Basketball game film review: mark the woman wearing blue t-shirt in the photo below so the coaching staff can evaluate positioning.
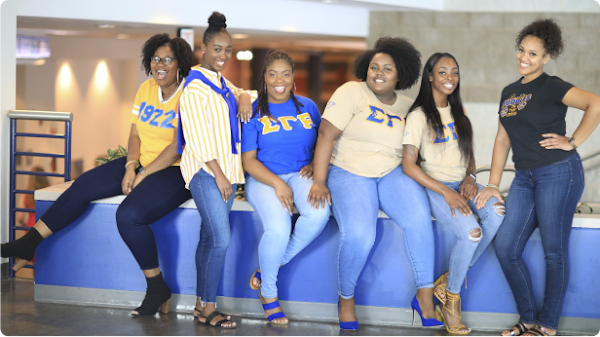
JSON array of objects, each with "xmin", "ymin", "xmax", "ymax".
[
  {"xmin": 241, "ymin": 50, "xmax": 330, "ymax": 324},
  {"xmin": 474, "ymin": 19, "xmax": 600, "ymax": 337}
]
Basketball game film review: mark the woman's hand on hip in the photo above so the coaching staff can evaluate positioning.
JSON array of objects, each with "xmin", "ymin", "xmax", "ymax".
[
  {"xmin": 308, "ymin": 182, "xmax": 331, "ymax": 210},
  {"xmin": 474, "ymin": 187, "xmax": 504, "ymax": 210},
  {"xmin": 275, "ymin": 181, "xmax": 294, "ymax": 215},
  {"xmin": 215, "ymin": 175, "xmax": 233, "ymax": 202},
  {"xmin": 122, "ymin": 169, "xmax": 137, "ymax": 195},
  {"xmin": 539, "ymin": 133, "xmax": 572, "ymax": 151},
  {"xmin": 299, "ymin": 163, "xmax": 314, "ymax": 179},
  {"xmin": 443, "ymin": 189, "xmax": 472, "ymax": 217}
]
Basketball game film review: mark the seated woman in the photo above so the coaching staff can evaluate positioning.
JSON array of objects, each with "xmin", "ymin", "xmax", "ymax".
[
  {"xmin": 241, "ymin": 50, "xmax": 330, "ymax": 324},
  {"xmin": 177, "ymin": 11, "xmax": 255, "ymax": 329},
  {"xmin": 402, "ymin": 53, "xmax": 505, "ymax": 334},
  {"xmin": 1, "ymin": 33, "xmax": 197, "ymax": 317},
  {"xmin": 308, "ymin": 37, "xmax": 442, "ymax": 331}
]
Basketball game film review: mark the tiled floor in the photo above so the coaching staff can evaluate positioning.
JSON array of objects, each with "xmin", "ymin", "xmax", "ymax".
[{"xmin": 0, "ymin": 279, "xmax": 507, "ymax": 336}]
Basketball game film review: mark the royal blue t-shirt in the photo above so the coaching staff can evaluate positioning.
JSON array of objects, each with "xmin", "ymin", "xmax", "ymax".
[{"xmin": 241, "ymin": 95, "xmax": 321, "ymax": 175}]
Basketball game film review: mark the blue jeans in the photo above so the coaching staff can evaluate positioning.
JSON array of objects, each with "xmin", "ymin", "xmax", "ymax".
[
  {"xmin": 327, "ymin": 165, "xmax": 435, "ymax": 299},
  {"xmin": 246, "ymin": 173, "xmax": 330, "ymax": 299},
  {"xmin": 495, "ymin": 153, "xmax": 584, "ymax": 330},
  {"xmin": 189, "ymin": 169, "xmax": 237, "ymax": 303},
  {"xmin": 426, "ymin": 182, "xmax": 504, "ymax": 293}
]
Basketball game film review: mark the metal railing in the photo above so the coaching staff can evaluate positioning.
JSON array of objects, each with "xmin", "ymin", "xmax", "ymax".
[
  {"xmin": 475, "ymin": 148, "xmax": 600, "ymax": 194},
  {"xmin": 8, "ymin": 110, "xmax": 73, "ymax": 278}
]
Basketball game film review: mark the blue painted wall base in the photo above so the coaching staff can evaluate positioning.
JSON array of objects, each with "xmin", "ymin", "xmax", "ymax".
[{"xmin": 34, "ymin": 200, "xmax": 600, "ymax": 327}]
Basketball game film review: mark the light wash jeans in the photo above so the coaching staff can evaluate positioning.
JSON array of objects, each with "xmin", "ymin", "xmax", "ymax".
[
  {"xmin": 495, "ymin": 153, "xmax": 584, "ymax": 329},
  {"xmin": 425, "ymin": 182, "xmax": 504, "ymax": 294},
  {"xmin": 246, "ymin": 172, "xmax": 330, "ymax": 299},
  {"xmin": 189, "ymin": 169, "xmax": 237, "ymax": 303},
  {"xmin": 327, "ymin": 164, "xmax": 435, "ymax": 299}
]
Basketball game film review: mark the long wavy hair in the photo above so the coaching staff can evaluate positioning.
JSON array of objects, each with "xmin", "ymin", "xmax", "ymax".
[
  {"xmin": 408, "ymin": 52, "xmax": 473, "ymax": 163},
  {"xmin": 253, "ymin": 50, "xmax": 304, "ymax": 120}
]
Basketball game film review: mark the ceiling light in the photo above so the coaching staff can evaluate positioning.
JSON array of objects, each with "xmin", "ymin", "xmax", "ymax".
[
  {"xmin": 232, "ymin": 34, "xmax": 248, "ymax": 39},
  {"xmin": 98, "ymin": 24, "xmax": 115, "ymax": 29},
  {"xmin": 236, "ymin": 50, "xmax": 253, "ymax": 61}
]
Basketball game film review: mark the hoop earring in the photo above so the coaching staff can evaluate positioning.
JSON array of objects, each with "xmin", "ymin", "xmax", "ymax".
[
  {"xmin": 148, "ymin": 72, "xmax": 153, "ymax": 80},
  {"xmin": 293, "ymin": 82, "xmax": 296, "ymax": 92},
  {"xmin": 177, "ymin": 68, "xmax": 181, "ymax": 85}
]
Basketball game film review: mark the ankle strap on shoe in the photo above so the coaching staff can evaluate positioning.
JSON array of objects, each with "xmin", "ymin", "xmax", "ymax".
[{"xmin": 445, "ymin": 292, "xmax": 460, "ymax": 301}]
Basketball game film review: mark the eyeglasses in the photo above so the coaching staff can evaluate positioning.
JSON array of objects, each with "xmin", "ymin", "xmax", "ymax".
[{"xmin": 150, "ymin": 56, "xmax": 177, "ymax": 65}]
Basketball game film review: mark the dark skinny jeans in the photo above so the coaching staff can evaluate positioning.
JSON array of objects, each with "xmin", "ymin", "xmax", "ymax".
[{"xmin": 40, "ymin": 157, "xmax": 191, "ymax": 270}]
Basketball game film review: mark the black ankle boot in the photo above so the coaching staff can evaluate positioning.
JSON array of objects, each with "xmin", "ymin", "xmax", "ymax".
[
  {"xmin": 132, "ymin": 272, "xmax": 172, "ymax": 317},
  {"xmin": 1, "ymin": 227, "xmax": 44, "ymax": 261}
]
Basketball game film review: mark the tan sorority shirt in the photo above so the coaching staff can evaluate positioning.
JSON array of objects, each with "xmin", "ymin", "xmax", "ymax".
[
  {"xmin": 402, "ymin": 106, "xmax": 467, "ymax": 182},
  {"xmin": 322, "ymin": 81, "xmax": 413, "ymax": 177}
]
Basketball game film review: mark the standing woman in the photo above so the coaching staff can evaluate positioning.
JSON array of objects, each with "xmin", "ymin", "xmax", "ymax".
[
  {"xmin": 402, "ymin": 53, "xmax": 505, "ymax": 334},
  {"xmin": 2, "ymin": 34, "xmax": 196, "ymax": 317},
  {"xmin": 242, "ymin": 50, "xmax": 330, "ymax": 324},
  {"xmin": 178, "ymin": 12, "xmax": 256, "ymax": 329},
  {"xmin": 474, "ymin": 19, "xmax": 600, "ymax": 336},
  {"xmin": 308, "ymin": 37, "xmax": 442, "ymax": 330}
]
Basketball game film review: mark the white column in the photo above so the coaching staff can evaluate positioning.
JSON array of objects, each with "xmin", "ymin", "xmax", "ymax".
[{"xmin": 0, "ymin": 0, "xmax": 17, "ymax": 260}]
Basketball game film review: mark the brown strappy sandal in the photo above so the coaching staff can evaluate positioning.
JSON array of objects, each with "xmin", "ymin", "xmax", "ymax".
[{"xmin": 502, "ymin": 322, "xmax": 530, "ymax": 336}]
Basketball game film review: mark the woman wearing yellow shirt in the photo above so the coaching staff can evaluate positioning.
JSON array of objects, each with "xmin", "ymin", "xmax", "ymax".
[
  {"xmin": 1, "ymin": 34, "xmax": 196, "ymax": 317},
  {"xmin": 177, "ymin": 12, "xmax": 255, "ymax": 329}
]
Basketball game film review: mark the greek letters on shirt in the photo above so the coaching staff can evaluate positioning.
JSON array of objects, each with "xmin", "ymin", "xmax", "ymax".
[
  {"xmin": 500, "ymin": 93, "xmax": 532, "ymax": 118},
  {"xmin": 138, "ymin": 102, "xmax": 176, "ymax": 128},
  {"xmin": 432, "ymin": 123, "xmax": 458, "ymax": 144},
  {"xmin": 365, "ymin": 105, "xmax": 404, "ymax": 127},
  {"xmin": 259, "ymin": 112, "xmax": 315, "ymax": 135}
]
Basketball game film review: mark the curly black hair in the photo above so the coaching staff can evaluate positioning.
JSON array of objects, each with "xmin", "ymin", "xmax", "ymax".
[
  {"xmin": 516, "ymin": 18, "xmax": 564, "ymax": 59},
  {"xmin": 141, "ymin": 33, "xmax": 196, "ymax": 81},
  {"xmin": 353, "ymin": 36, "xmax": 421, "ymax": 90},
  {"xmin": 203, "ymin": 11, "xmax": 229, "ymax": 45}
]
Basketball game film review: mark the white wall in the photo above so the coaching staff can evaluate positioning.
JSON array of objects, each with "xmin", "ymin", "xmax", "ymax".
[
  {"xmin": 19, "ymin": 35, "xmax": 147, "ymax": 175},
  {"xmin": 1, "ymin": 0, "xmax": 17, "ymax": 253},
  {"xmin": 444, "ymin": 0, "xmax": 600, "ymax": 12},
  {"xmin": 12, "ymin": 0, "xmax": 370, "ymax": 38}
]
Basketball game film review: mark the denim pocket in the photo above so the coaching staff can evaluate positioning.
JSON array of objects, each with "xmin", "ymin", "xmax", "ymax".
[{"xmin": 574, "ymin": 156, "xmax": 585, "ymax": 187}]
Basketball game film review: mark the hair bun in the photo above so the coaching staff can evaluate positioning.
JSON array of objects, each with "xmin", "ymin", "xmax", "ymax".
[{"xmin": 208, "ymin": 11, "xmax": 227, "ymax": 29}]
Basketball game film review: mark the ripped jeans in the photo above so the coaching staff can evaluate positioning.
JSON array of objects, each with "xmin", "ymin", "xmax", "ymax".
[{"xmin": 426, "ymin": 182, "xmax": 504, "ymax": 294}]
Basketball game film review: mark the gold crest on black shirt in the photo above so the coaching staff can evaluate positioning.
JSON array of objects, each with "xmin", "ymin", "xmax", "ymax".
[{"xmin": 500, "ymin": 93, "xmax": 532, "ymax": 117}]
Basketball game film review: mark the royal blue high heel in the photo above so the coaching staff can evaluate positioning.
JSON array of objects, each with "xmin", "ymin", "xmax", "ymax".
[
  {"xmin": 337, "ymin": 302, "xmax": 359, "ymax": 331},
  {"xmin": 411, "ymin": 295, "xmax": 444, "ymax": 326}
]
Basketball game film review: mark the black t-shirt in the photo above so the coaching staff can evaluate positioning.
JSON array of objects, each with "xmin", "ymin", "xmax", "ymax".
[{"xmin": 499, "ymin": 72, "xmax": 575, "ymax": 170}]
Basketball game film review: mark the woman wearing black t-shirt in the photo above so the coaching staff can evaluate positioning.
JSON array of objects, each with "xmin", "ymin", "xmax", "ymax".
[{"xmin": 474, "ymin": 19, "xmax": 600, "ymax": 337}]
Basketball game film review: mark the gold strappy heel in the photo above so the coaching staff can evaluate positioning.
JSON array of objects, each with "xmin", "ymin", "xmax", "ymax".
[
  {"xmin": 433, "ymin": 271, "xmax": 448, "ymax": 304},
  {"xmin": 436, "ymin": 291, "xmax": 471, "ymax": 335}
]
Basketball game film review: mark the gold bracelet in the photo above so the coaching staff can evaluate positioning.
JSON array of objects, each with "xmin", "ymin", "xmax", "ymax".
[{"xmin": 125, "ymin": 160, "xmax": 139, "ymax": 169}]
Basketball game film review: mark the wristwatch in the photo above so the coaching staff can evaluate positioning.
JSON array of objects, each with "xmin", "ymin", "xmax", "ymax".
[
  {"xmin": 469, "ymin": 173, "xmax": 477, "ymax": 182},
  {"xmin": 568, "ymin": 137, "xmax": 577, "ymax": 149},
  {"xmin": 138, "ymin": 166, "xmax": 147, "ymax": 177}
]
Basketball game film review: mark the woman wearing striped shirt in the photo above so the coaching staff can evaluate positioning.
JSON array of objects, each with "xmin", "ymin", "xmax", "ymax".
[{"xmin": 177, "ymin": 12, "xmax": 256, "ymax": 329}]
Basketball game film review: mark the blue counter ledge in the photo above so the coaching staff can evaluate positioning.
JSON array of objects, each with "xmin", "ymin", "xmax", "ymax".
[{"xmin": 32, "ymin": 182, "xmax": 600, "ymax": 334}]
